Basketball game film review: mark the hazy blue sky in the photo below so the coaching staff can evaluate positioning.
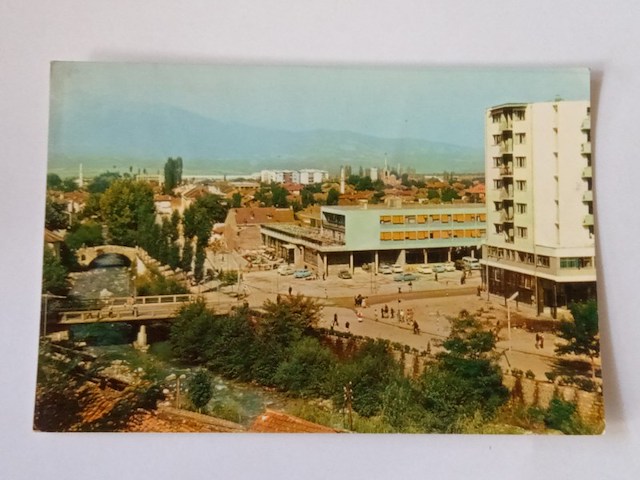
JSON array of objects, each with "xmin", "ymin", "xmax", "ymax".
[{"xmin": 51, "ymin": 63, "xmax": 589, "ymax": 149}]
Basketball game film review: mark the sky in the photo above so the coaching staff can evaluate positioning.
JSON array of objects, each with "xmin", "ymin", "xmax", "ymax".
[{"xmin": 50, "ymin": 63, "xmax": 590, "ymax": 150}]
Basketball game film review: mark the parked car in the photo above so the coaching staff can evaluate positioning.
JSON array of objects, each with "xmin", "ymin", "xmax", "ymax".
[
  {"xmin": 361, "ymin": 263, "xmax": 371, "ymax": 271},
  {"xmin": 338, "ymin": 269, "xmax": 352, "ymax": 279},
  {"xmin": 462, "ymin": 256, "xmax": 482, "ymax": 270},
  {"xmin": 394, "ymin": 272, "xmax": 418, "ymax": 282},
  {"xmin": 444, "ymin": 262, "xmax": 456, "ymax": 272},
  {"xmin": 277, "ymin": 264, "xmax": 295, "ymax": 276},
  {"xmin": 392, "ymin": 264, "xmax": 404, "ymax": 273},
  {"xmin": 379, "ymin": 264, "xmax": 393, "ymax": 274},
  {"xmin": 293, "ymin": 269, "xmax": 312, "ymax": 278},
  {"xmin": 417, "ymin": 265, "xmax": 433, "ymax": 275},
  {"xmin": 432, "ymin": 264, "xmax": 446, "ymax": 273}
]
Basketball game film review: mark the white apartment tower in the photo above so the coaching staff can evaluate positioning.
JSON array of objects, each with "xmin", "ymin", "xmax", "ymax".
[{"xmin": 482, "ymin": 100, "xmax": 595, "ymax": 317}]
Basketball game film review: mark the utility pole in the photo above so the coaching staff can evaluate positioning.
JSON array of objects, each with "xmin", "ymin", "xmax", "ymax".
[{"xmin": 343, "ymin": 382, "xmax": 354, "ymax": 431}]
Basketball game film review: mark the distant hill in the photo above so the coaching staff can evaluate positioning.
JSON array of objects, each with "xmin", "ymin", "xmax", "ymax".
[{"xmin": 48, "ymin": 101, "xmax": 483, "ymax": 176}]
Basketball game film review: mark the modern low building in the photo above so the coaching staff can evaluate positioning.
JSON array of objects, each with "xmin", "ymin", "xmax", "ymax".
[
  {"xmin": 261, "ymin": 201, "xmax": 486, "ymax": 275},
  {"xmin": 260, "ymin": 169, "xmax": 329, "ymax": 185},
  {"xmin": 481, "ymin": 100, "xmax": 595, "ymax": 317}
]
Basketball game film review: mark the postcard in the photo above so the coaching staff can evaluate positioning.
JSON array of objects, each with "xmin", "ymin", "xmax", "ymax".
[{"xmin": 36, "ymin": 63, "xmax": 602, "ymax": 434}]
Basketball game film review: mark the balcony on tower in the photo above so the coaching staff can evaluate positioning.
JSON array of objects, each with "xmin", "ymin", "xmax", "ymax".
[
  {"xmin": 582, "ymin": 166, "xmax": 592, "ymax": 178},
  {"xmin": 583, "ymin": 214, "xmax": 594, "ymax": 226},
  {"xmin": 500, "ymin": 119, "xmax": 513, "ymax": 131},
  {"xmin": 500, "ymin": 209, "xmax": 514, "ymax": 223},
  {"xmin": 583, "ymin": 190, "xmax": 593, "ymax": 202},
  {"xmin": 500, "ymin": 138, "xmax": 513, "ymax": 154},
  {"xmin": 499, "ymin": 165, "xmax": 513, "ymax": 177},
  {"xmin": 581, "ymin": 141, "xmax": 591, "ymax": 155},
  {"xmin": 500, "ymin": 187, "xmax": 514, "ymax": 201},
  {"xmin": 581, "ymin": 117, "xmax": 591, "ymax": 131}
]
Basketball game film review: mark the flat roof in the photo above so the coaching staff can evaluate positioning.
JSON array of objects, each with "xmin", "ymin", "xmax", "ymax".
[{"xmin": 322, "ymin": 203, "xmax": 486, "ymax": 212}]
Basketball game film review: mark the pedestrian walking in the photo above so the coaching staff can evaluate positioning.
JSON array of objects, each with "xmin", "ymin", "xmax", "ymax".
[
  {"xmin": 277, "ymin": 293, "xmax": 281, "ymax": 304},
  {"xmin": 362, "ymin": 297, "xmax": 367, "ymax": 308},
  {"xmin": 332, "ymin": 313, "xmax": 339, "ymax": 327},
  {"xmin": 408, "ymin": 281, "xmax": 413, "ymax": 292},
  {"xmin": 345, "ymin": 321, "xmax": 350, "ymax": 330},
  {"xmin": 399, "ymin": 309, "xmax": 405, "ymax": 323},
  {"xmin": 539, "ymin": 333, "xmax": 545, "ymax": 348},
  {"xmin": 413, "ymin": 321, "xmax": 420, "ymax": 335},
  {"xmin": 435, "ymin": 273, "xmax": 438, "ymax": 282},
  {"xmin": 374, "ymin": 309, "xmax": 379, "ymax": 321},
  {"xmin": 390, "ymin": 308, "xmax": 395, "ymax": 319},
  {"xmin": 535, "ymin": 333, "xmax": 540, "ymax": 348},
  {"xmin": 357, "ymin": 310, "xmax": 363, "ymax": 322},
  {"xmin": 288, "ymin": 286, "xmax": 292, "ymax": 296}
]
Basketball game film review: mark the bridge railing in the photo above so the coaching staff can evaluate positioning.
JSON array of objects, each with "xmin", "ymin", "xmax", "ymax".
[{"xmin": 108, "ymin": 294, "xmax": 197, "ymax": 306}]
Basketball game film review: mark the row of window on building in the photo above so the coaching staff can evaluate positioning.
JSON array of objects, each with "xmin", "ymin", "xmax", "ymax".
[
  {"xmin": 494, "ymin": 225, "xmax": 528, "ymax": 238},
  {"xmin": 493, "ymin": 179, "xmax": 528, "ymax": 191},
  {"xmin": 493, "ymin": 156, "xmax": 527, "ymax": 168},
  {"xmin": 492, "ymin": 133, "xmax": 527, "ymax": 145},
  {"xmin": 379, "ymin": 213, "xmax": 486, "ymax": 225},
  {"xmin": 487, "ymin": 246, "xmax": 593, "ymax": 269},
  {"xmin": 491, "ymin": 110, "xmax": 526, "ymax": 123},
  {"xmin": 380, "ymin": 229, "xmax": 486, "ymax": 241}
]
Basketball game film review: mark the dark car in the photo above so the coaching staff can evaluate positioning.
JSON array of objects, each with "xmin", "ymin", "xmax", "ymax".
[{"xmin": 338, "ymin": 269, "xmax": 353, "ymax": 279}]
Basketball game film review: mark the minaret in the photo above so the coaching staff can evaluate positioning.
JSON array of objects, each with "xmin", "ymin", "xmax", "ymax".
[
  {"xmin": 78, "ymin": 163, "xmax": 84, "ymax": 188},
  {"xmin": 340, "ymin": 166, "xmax": 345, "ymax": 194}
]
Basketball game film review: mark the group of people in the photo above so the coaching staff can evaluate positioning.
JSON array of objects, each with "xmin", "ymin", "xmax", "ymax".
[{"xmin": 354, "ymin": 294, "xmax": 367, "ymax": 308}]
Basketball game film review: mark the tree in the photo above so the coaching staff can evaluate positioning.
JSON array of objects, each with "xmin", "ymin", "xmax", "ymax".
[
  {"xmin": 45, "ymin": 198, "xmax": 69, "ymax": 230},
  {"xmin": 418, "ymin": 313, "xmax": 508, "ymax": 431},
  {"xmin": 61, "ymin": 177, "xmax": 78, "ymax": 192},
  {"xmin": 183, "ymin": 193, "xmax": 228, "ymax": 246},
  {"xmin": 301, "ymin": 187, "xmax": 315, "ymax": 208},
  {"xmin": 163, "ymin": 157, "xmax": 183, "ymax": 194},
  {"xmin": 64, "ymin": 221, "xmax": 103, "ymax": 251},
  {"xmin": 46, "ymin": 173, "xmax": 62, "ymax": 190},
  {"xmin": 326, "ymin": 188, "xmax": 340, "ymax": 205},
  {"xmin": 231, "ymin": 192, "xmax": 242, "ymax": 208},
  {"xmin": 273, "ymin": 337, "xmax": 336, "ymax": 397},
  {"xmin": 194, "ymin": 244, "xmax": 206, "ymax": 282},
  {"xmin": 555, "ymin": 300, "xmax": 600, "ymax": 379},
  {"xmin": 88, "ymin": 172, "xmax": 120, "ymax": 194},
  {"xmin": 271, "ymin": 184, "xmax": 289, "ymax": 208},
  {"xmin": 181, "ymin": 242, "xmax": 194, "ymax": 272},
  {"xmin": 441, "ymin": 187, "xmax": 459, "ymax": 203},
  {"xmin": 42, "ymin": 247, "xmax": 68, "ymax": 295},
  {"xmin": 170, "ymin": 300, "xmax": 217, "ymax": 363},
  {"xmin": 99, "ymin": 179, "xmax": 155, "ymax": 246},
  {"xmin": 188, "ymin": 370, "xmax": 213, "ymax": 413}
]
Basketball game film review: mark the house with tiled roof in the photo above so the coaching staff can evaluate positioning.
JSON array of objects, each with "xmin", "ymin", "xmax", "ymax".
[
  {"xmin": 249, "ymin": 409, "xmax": 340, "ymax": 433},
  {"xmin": 44, "ymin": 228, "xmax": 64, "ymax": 258},
  {"xmin": 224, "ymin": 207, "xmax": 295, "ymax": 251}
]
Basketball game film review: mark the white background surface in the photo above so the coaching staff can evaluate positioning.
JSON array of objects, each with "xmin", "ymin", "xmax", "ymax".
[{"xmin": 1, "ymin": 1, "xmax": 639, "ymax": 479}]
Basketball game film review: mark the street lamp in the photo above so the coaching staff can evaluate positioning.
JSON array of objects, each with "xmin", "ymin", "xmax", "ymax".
[{"xmin": 506, "ymin": 291, "xmax": 519, "ymax": 352}]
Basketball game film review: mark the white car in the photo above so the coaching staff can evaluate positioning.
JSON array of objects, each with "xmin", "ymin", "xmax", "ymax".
[
  {"xmin": 392, "ymin": 264, "xmax": 404, "ymax": 273},
  {"xmin": 444, "ymin": 263, "xmax": 456, "ymax": 272},
  {"xmin": 277, "ymin": 265, "xmax": 295, "ymax": 276},
  {"xmin": 379, "ymin": 264, "xmax": 393, "ymax": 274},
  {"xmin": 417, "ymin": 265, "xmax": 433, "ymax": 275}
]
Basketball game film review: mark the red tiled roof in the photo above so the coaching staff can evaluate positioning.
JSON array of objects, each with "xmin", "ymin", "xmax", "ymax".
[
  {"xmin": 466, "ymin": 184, "xmax": 486, "ymax": 194},
  {"xmin": 232, "ymin": 207, "xmax": 294, "ymax": 225},
  {"xmin": 249, "ymin": 409, "xmax": 340, "ymax": 433},
  {"xmin": 44, "ymin": 228, "xmax": 64, "ymax": 244}
]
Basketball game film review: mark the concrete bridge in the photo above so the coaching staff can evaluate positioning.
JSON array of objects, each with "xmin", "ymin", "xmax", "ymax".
[{"xmin": 57, "ymin": 293, "xmax": 239, "ymax": 325}]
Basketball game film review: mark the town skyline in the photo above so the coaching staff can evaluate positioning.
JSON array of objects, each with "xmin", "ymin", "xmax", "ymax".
[{"xmin": 48, "ymin": 64, "xmax": 589, "ymax": 176}]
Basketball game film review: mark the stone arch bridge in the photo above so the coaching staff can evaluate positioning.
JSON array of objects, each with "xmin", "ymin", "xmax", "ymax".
[{"xmin": 76, "ymin": 245, "xmax": 139, "ymax": 267}]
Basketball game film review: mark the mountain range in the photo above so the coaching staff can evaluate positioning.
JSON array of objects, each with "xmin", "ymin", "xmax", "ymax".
[{"xmin": 48, "ymin": 102, "xmax": 483, "ymax": 176}]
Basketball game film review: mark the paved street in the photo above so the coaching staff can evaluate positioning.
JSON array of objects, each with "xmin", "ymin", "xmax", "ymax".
[{"xmin": 226, "ymin": 264, "xmax": 596, "ymax": 380}]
